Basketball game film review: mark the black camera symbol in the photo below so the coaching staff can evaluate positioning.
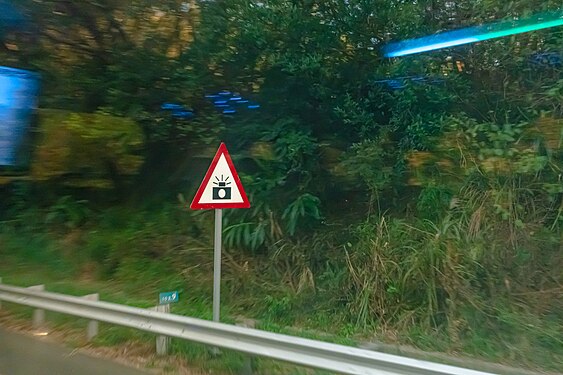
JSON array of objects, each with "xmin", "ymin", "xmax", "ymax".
[{"xmin": 213, "ymin": 182, "xmax": 231, "ymax": 200}]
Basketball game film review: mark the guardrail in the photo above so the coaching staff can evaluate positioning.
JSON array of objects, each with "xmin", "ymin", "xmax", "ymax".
[{"xmin": 0, "ymin": 282, "xmax": 495, "ymax": 375}]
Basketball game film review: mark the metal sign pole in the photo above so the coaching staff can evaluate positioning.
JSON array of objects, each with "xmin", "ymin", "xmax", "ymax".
[
  {"xmin": 190, "ymin": 143, "xmax": 250, "ymax": 326},
  {"xmin": 213, "ymin": 208, "xmax": 223, "ymax": 322}
]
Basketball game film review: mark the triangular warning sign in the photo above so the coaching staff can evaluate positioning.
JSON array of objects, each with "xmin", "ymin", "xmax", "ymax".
[{"xmin": 190, "ymin": 143, "xmax": 250, "ymax": 210}]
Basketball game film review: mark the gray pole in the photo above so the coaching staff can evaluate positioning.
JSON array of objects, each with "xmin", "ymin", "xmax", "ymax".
[{"xmin": 213, "ymin": 208, "xmax": 223, "ymax": 322}]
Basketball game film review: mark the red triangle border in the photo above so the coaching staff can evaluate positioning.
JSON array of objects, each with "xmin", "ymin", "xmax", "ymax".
[{"xmin": 190, "ymin": 143, "xmax": 250, "ymax": 210}]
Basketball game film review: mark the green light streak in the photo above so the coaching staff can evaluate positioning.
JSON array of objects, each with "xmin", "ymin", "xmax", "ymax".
[{"xmin": 479, "ymin": 19, "xmax": 563, "ymax": 41}]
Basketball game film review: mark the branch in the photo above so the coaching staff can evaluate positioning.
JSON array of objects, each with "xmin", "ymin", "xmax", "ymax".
[{"xmin": 42, "ymin": 30, "xmax": 97, "ymax": 56}]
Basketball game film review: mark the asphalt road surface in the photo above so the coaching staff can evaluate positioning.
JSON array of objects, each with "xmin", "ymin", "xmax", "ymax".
[{"xmin": 0, "ymin": 328, "xmax": 149, "ymax": 375}]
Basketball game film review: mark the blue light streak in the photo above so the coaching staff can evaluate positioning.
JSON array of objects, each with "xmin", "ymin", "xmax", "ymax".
[{"xmin": 384, "ymin": 11, "xmax": 563, "ymax": 58}]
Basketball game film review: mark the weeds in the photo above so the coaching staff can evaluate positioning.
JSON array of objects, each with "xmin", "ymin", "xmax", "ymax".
[{"xmin": 0, "ymin": 187, "xmax": 561, "ymax": 372}]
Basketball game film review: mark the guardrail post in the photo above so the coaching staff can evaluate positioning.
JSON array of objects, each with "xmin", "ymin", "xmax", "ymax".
[
  {"xmin": 82, "ymin": 293, "xmax": 99, "ymax": 340},
  {"xmin": 27, "ymin": 284, "xmax": 45, "ymax": 328},
  {"xmin": 236, "ymin": 319, "xmax": 256, "ymax": 375},
  {"xmin": 150, "ymin": 304, "xmax": 170, "ymax": 355}
]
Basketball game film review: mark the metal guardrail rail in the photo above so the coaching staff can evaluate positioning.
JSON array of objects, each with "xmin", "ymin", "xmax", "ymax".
[{"xmin": 0, "ymin": 283, "xmax": 495, "ymax": 375}]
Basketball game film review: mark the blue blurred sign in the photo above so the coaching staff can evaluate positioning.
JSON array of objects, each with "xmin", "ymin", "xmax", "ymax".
[
  {"xmin": 159, "ymin": 291, "xmax": 179, "ymax": 305},
  {"xmin": 0, "ymin": 66, "xmax": 39, "ymax": 167}
]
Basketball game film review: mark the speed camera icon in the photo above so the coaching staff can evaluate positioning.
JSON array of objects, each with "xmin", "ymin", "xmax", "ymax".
[
  {"xmin": 212, "ymin": 176, "xmax": 231, "ymax": 200},
  {"xmin": 190, "ymin": 143, "xmax": 250, "ymax": 210}
]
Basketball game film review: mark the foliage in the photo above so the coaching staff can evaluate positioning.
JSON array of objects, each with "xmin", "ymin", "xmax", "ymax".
[
  {"xmin": 1, "ymin": 0, "xmax": 562, "ymax": 370},
  {"xmin": 45, "ymin": 195, "xmax": 91, "ymax": 229},
  {"xmin": 31, "ymin": 109, "xmax": 144, "ymax": 188},
  {"xmin": 339, "ymin": 137, "xmax": 400, "ymax": 207},
  {"xmin": 282, "ymin": 193, "xmax": 322, "ymax": 236},
  {"xmin": 223, "ymin": 192, "xmax": 321, "ymax": 252}
]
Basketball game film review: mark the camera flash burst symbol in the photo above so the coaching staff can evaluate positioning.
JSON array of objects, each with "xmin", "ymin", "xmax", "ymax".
[{"xmin": 213, "ymin": 175, "xmax": 231, "ymax": 187}]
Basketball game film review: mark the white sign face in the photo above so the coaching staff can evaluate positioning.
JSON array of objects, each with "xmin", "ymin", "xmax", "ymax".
[
  {"xmin": 197, "ymin": 154, "xmax": 244, "ymax": 205},
  {"xmin": 190, "ymin": 143, "xmax": 250, "ymax": 210}
]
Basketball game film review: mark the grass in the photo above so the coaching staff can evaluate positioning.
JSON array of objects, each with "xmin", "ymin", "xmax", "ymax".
[
  {"xmin": 0, "ymin": 257, "xmax": 338, "ymax": 374},
  {"xmin": 1, "ymin": 201, "xmax": 561, "ymax": 374}
]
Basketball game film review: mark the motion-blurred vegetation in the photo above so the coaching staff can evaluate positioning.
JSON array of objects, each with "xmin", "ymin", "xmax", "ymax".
[{"xmin": 1, "ymin": 0, "xmax": 562, "ymax": 371}]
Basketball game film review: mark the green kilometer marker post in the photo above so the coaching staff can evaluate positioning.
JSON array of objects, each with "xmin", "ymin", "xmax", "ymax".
[
  {"xmin": 384, "ymin": 11, "xmax": 563, "ymax": 57},
  {"xmin": 159, "ymin": 291, "xmax": 179, "ymax": 305}
]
